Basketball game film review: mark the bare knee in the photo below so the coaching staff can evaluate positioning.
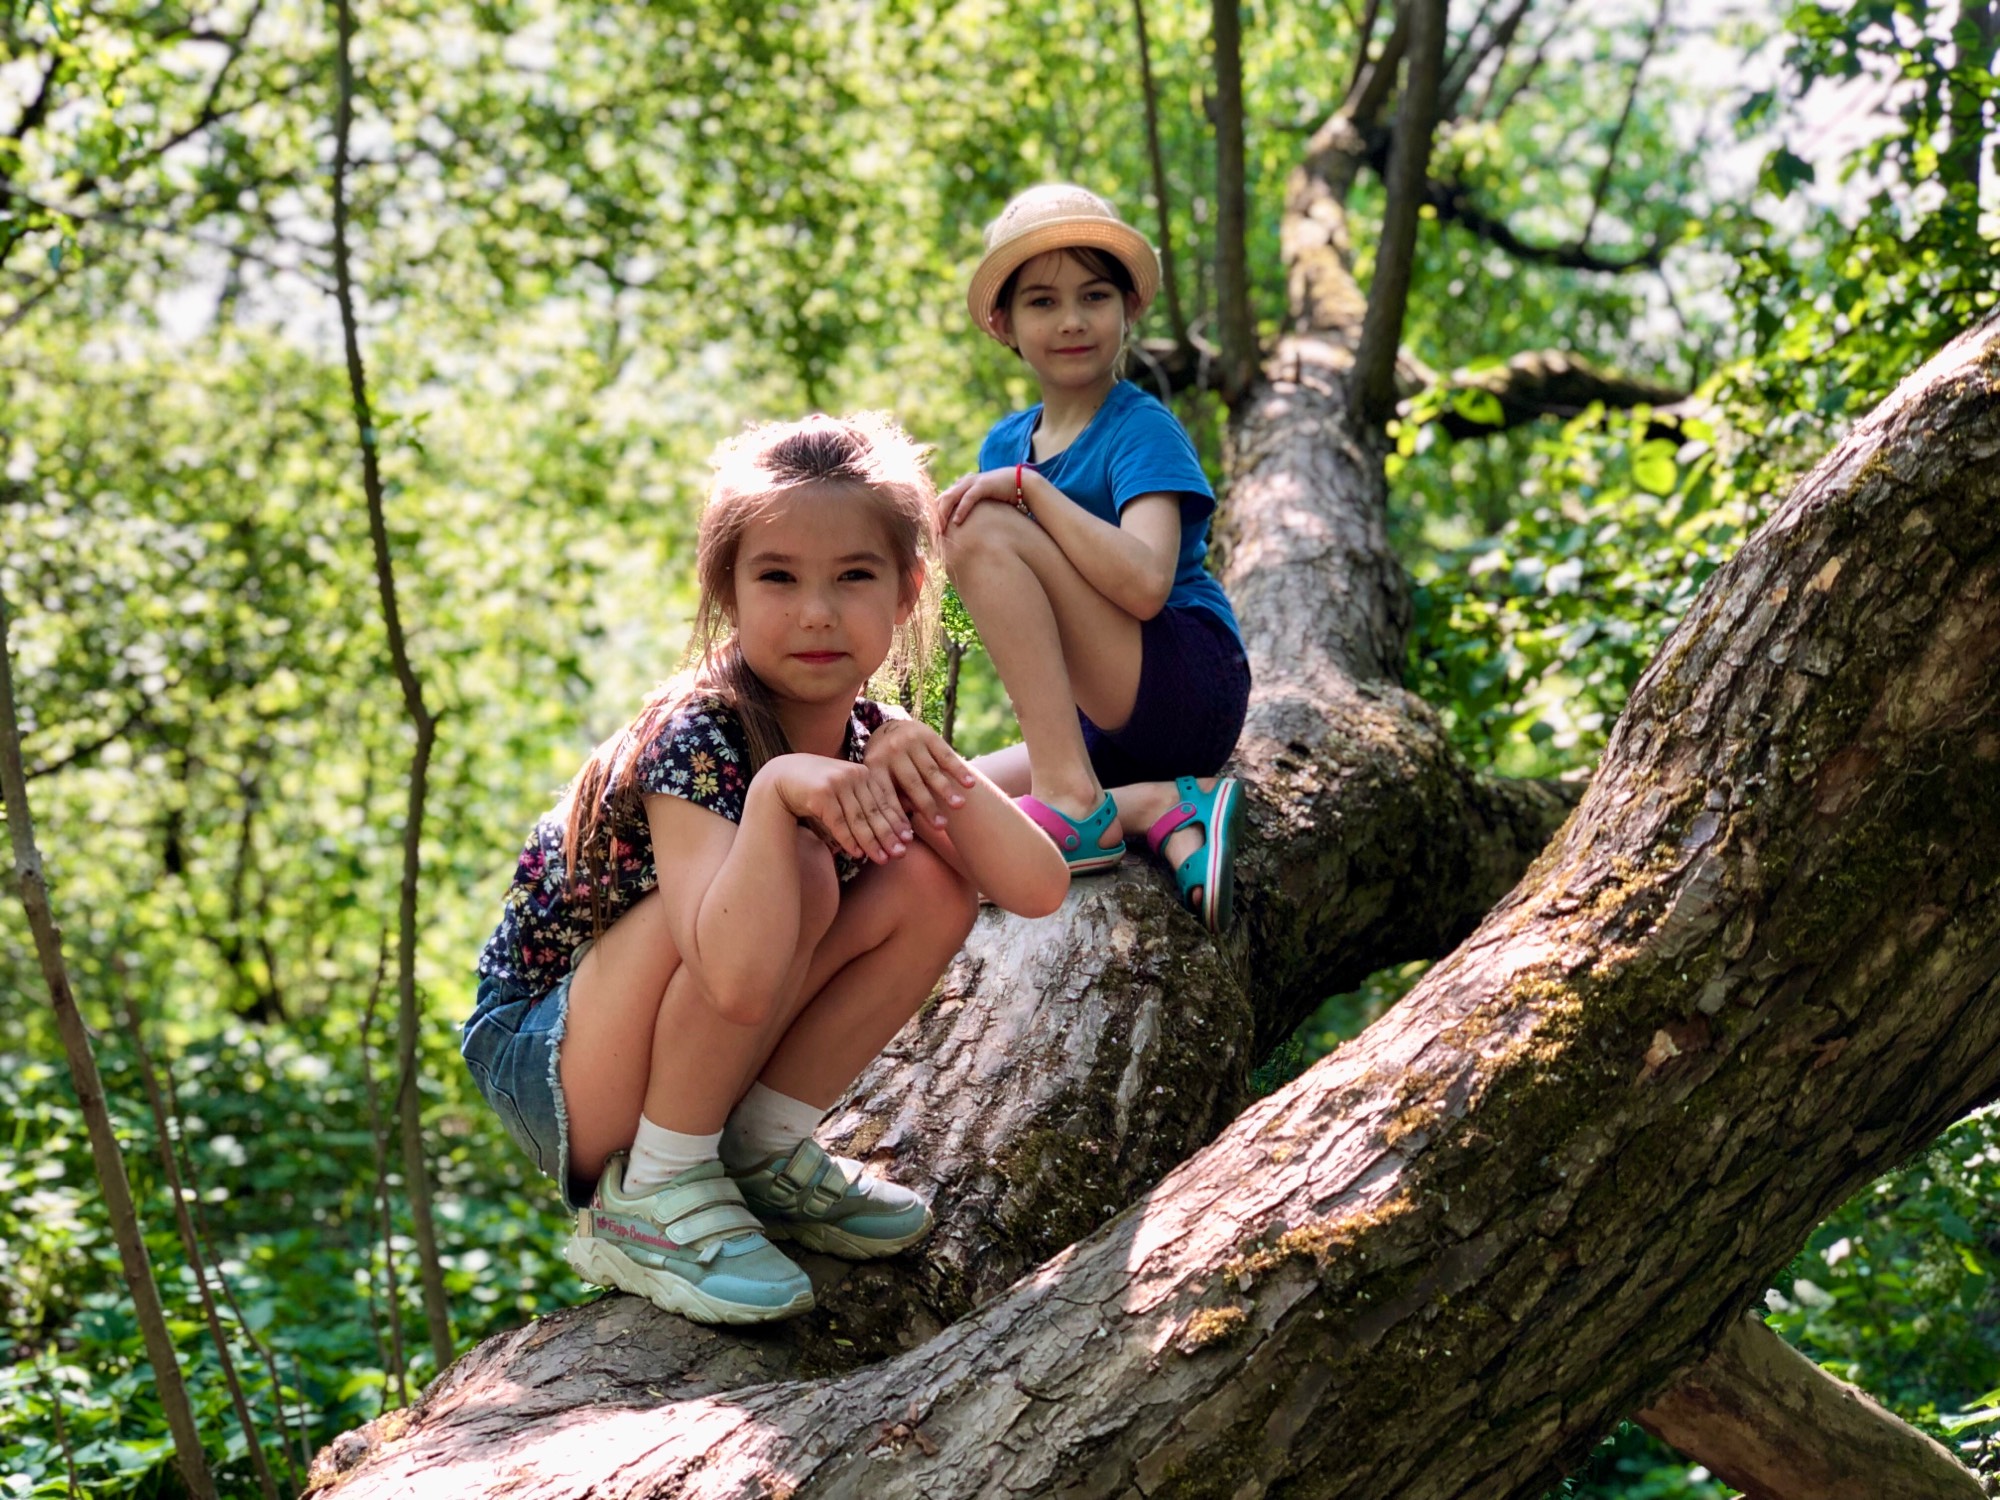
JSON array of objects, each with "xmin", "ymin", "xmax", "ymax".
[
  {"xmin": 941, "ymin": 501, "xmax": 1033, "ymax": 579},
  {"xmin": 898, "ymin": 842, "xmax": 977, "ymax": 946}
]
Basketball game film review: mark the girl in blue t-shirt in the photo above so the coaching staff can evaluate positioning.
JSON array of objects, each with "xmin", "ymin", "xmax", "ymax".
[
  {"xmin": 938, "ymin": 184, "xmax": 1252, "ymax": 931},
  {"xmin": 463, "ymin": 413, "xmax": 1067, "ymax": 1327}
]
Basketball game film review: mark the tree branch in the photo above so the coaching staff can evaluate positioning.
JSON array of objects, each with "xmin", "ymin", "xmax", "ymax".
[
  {"xmin": 0, "ymin": 594, "xmax": 218, "ymax": 1499},
  {"xmin": 1131, "ymin": 0, "xmax": 1186, "ymax": 345},
  {"xmin": 1426, "ymin": 173, "xmax": 1669, "ymax": 271},
  {"xmin": 1417, "ymin": 347, "xmax": 1689, "ymax": 437},
  {"xmin": 1483, "ymin": 0, "xmax": 1579, "ymax": 122},
  {"xmin": 0, "ymin": 184, "xmax": 336, "ymax": 294},
  {"xmin": 1576, "ymin": 0, "xmax": 1668, "ymax": 252},
  {"xmin": 138, "ymin": 0, "xmax": 267, "ymax": 165},
  {"xmin": 1442, "ymin": 0, "xmax": 1532, "ymax": 122},
  {"xmin": 1353, "ymin": 0, "xmax": 1447, "ymax": 425},
  {"xmin": 1438, "ymin": 0, "xmax": 1498, "ymax": 113},
  {"xmin": 1212, "ymin": 0, "xmax": 1255, "ymax": 400},
  {"xmin": 327, "ymin": 0, "xmax": 454, "ymax": 1377},
  {"xmin": 1345, "ymin": 2, "xmax": 1410, "ymax": 126},
  {"xmin": 1637, "ymin": 1312, "xmax": 1986, "ymax": 1500},
  {"xmin": 121, "ymin": 969, "xmax": 280, "ymax": 1500},
  {"xmin": 1343, "ymin": 0, "xmax": 1389, "ymax": 109}
]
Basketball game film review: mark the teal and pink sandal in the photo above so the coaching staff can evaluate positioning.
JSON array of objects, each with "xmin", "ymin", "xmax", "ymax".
[
  {"xmin": 1144, "ymin": 776, "xmax": 1245, "ymax": 932},
  {"xmin": 1016, "ymin": 792, "xmax": 1127, "ymax": 874}
]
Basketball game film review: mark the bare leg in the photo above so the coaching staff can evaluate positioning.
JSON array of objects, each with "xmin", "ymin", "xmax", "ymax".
[
  {"xmin": 560, "ymin": 832, "xmax": 977, "ymax": 1179},
  {"xmin": 756, "ymin": 841, "xmax": 977, "ymax": 1107},
  {"xmin": 559, "ymin": 829, "xmax": 841, "ymax": 1180},
  {"xmin": 1107, "ymin": 779, "xmax": 1222, "ymax": 904},
  {"xmin": 978, "ymin": 741, "xmax": 1221, "ymax": 904},
  {"xmin": 944, "ymin": 505, "xmax": 1143, "ymax": 850}
]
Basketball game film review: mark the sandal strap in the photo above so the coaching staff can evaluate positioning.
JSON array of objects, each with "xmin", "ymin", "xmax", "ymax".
[
  {"xmin": 1017, "ymin": 794, "xmax": 1087, "ymax": 852},
  {"xmin": 1144, "ymin": 801, "xmax": 1198, "ymax": 857},
  {"xmin": 1016, "ymin": 793, "xmax": 1125, "ymax": 861}
]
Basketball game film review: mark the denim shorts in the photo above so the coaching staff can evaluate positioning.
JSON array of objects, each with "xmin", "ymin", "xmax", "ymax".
[
  {"xmin": 1082, "ymin": 603, "xmax": 1252, "ymax": 787},
  {"xmin": 461, "ymin": 961, "xmax": 591, "ymax": 1210}
]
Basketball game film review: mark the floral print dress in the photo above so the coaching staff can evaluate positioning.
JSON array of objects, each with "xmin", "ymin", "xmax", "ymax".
[{"xmin": 475, "ymin": 694, "xmax": 893, "ymax": 1001}]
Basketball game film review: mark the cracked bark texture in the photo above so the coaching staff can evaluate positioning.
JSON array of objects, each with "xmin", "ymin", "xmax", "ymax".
[{"xmin": 311, "ymin": 317, "xmax": 2000, "ymax": 1499}]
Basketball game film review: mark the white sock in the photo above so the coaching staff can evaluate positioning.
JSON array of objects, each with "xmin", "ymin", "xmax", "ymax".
[
  {"xmin": 622, "ymin": 1115, "xmax": 722, "ymax": 1197},
  {"xmin": 719, "ymin": 1083, "xmax": 827, "ymax": 1171}
]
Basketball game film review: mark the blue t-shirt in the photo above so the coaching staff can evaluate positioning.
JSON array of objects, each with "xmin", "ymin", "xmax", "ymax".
[{"xmin": 978, "ymin": 381, "xmax": 1242, "ymax": 644}]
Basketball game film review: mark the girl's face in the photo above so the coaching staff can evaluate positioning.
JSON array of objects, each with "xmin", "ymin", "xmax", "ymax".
[
  {"xmin": 727, "ymin": 485, "xmax": 919, "ymax": 721},
  {"xmin": 993, "ymin": 251, "xmax": 1138, "ymax": 395}
]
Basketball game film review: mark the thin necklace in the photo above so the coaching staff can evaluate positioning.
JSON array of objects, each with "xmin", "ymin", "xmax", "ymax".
[{"xmin": 1036, "ymin": 391, "xmax": 1107, "ymax": 466}]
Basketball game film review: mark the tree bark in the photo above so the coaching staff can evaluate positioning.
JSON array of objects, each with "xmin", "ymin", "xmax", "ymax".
[
  {"xmin": 1636, "ymin": 1313, "xmax": 1987, "ymax": 1500},
  {"xmin": 1353, "ymin": 0, "xmax": 1446, "ymax": 424},
  {"xmin": 309, "ymin": 17, "xmax": 2000, "ymax": 1489},
  {"xmin": 314, "ymin": 311, "xmax": 2000, "ymax": 1500},
  {"xmin": 1211, "ymin": 0, "xmax": 1255, "ymax": 401}
]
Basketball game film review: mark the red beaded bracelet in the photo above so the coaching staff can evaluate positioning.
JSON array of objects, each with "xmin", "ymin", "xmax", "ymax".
[{"xmin": 1013, "ymin": 462, "xmax": 1032, "ymax": 517}]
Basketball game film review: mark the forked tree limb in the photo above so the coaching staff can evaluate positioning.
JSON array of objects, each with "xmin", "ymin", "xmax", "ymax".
[
  {"xmin": 1426, "ymin": 173, "xmax": 1669, "ymax": 272},
  {"xmin": 1138, "ymin": 338, "xmax": 1689, "ymax": 442},
  {"xmin": 1636, "ymin": 1313, "xmax": 1987, "ymax": 1500},
  {"xmin": 315, "ymin": 317, "xmax": 2000, "ymax": 1498}
]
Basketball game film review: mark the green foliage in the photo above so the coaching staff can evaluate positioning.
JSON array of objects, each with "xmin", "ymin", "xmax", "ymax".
[
  {"xmin": 1548, "ymin": 1423, "xmax": 1735, "ymax": 1500},
  {"xmin": 1724, "ymin": 0, "xmax": 1999, "ymax": 496},
  {"xmin": 0, "ymin": 1028, "xmax": 573, "ymax": 1497},
  {"xmin": 2, "ymin": 0, "xmax": 1996, "ymax": 1496},
  {"xmin": 1397, "ymin": 403, "xmax": 1755, "ymax": 777}
]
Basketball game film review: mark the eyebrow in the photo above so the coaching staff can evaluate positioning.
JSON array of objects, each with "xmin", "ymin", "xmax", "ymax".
[
  {"xmin": 1018, "ymin": 277, "xmax": 1115, "ymax": 294},
  {"xmin": 742, "ymin": 550, "xmax": 891, "ymax": 567}
]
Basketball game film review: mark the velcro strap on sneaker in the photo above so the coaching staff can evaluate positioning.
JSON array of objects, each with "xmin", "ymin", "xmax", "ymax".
[
  {"xmin": 774, "ymin": 1141, "xmax": 848, "ymax": 1216},
  {"xmin": 650, "ymin": 1177, "xmax": 764, "ymax": 1246},
  {"xmin": 667, "ymin": 1202, "xmax": 765, "ymax": 1246}
]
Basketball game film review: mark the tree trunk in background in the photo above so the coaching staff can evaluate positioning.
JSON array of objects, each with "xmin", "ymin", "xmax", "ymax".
[
  {"xmin": 312, "ymin": 316, "xmax": 2000, "ymax": 1499},
  {"xmin": 1210, "ymin": 0, "xmax": 1255, "ymax": 401},
  {"xmin": 329, "ymin": 0, "xmax": 455, "ymax": 1375},
  {"xmin": 1636, "ymin": 1314, "xmax": 1986, "ymax": 1500}
]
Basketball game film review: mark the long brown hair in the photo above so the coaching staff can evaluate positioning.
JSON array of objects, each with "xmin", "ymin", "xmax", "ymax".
[{"xmin": 561, "ymin": 413, "xmax": 939, "ymax": 923}]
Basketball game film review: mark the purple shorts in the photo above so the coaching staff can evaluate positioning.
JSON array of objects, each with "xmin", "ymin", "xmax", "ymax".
[{"xmin": 1082, "ymin": 604, "xmax": 1251, "ymax": 787}]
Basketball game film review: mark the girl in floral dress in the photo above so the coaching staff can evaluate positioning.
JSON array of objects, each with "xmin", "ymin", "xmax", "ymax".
[{"xmin": 463, "ymin": 413, "xmax": 1067, "ymax": 1324}]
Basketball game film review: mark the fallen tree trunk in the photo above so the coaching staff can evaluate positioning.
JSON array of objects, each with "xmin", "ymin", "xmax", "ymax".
[
  {"xmin": 307, "ymin": 336, "xmax": 1575, "ymax": 1489},
  {"xmin": 313, "ymin": 314, "xmax": 2000, "ymax": 1498}
]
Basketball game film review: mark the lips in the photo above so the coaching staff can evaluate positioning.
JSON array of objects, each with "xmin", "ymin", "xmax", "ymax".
[{"xmin": 792, "ymin": 651, "xmax": 846, "ymax": 664}]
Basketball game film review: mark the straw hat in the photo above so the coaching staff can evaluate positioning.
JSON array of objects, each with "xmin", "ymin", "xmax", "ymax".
[{"xmin": 966, "ymin": 184, "xmax": 1161, "ymax": 341}]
